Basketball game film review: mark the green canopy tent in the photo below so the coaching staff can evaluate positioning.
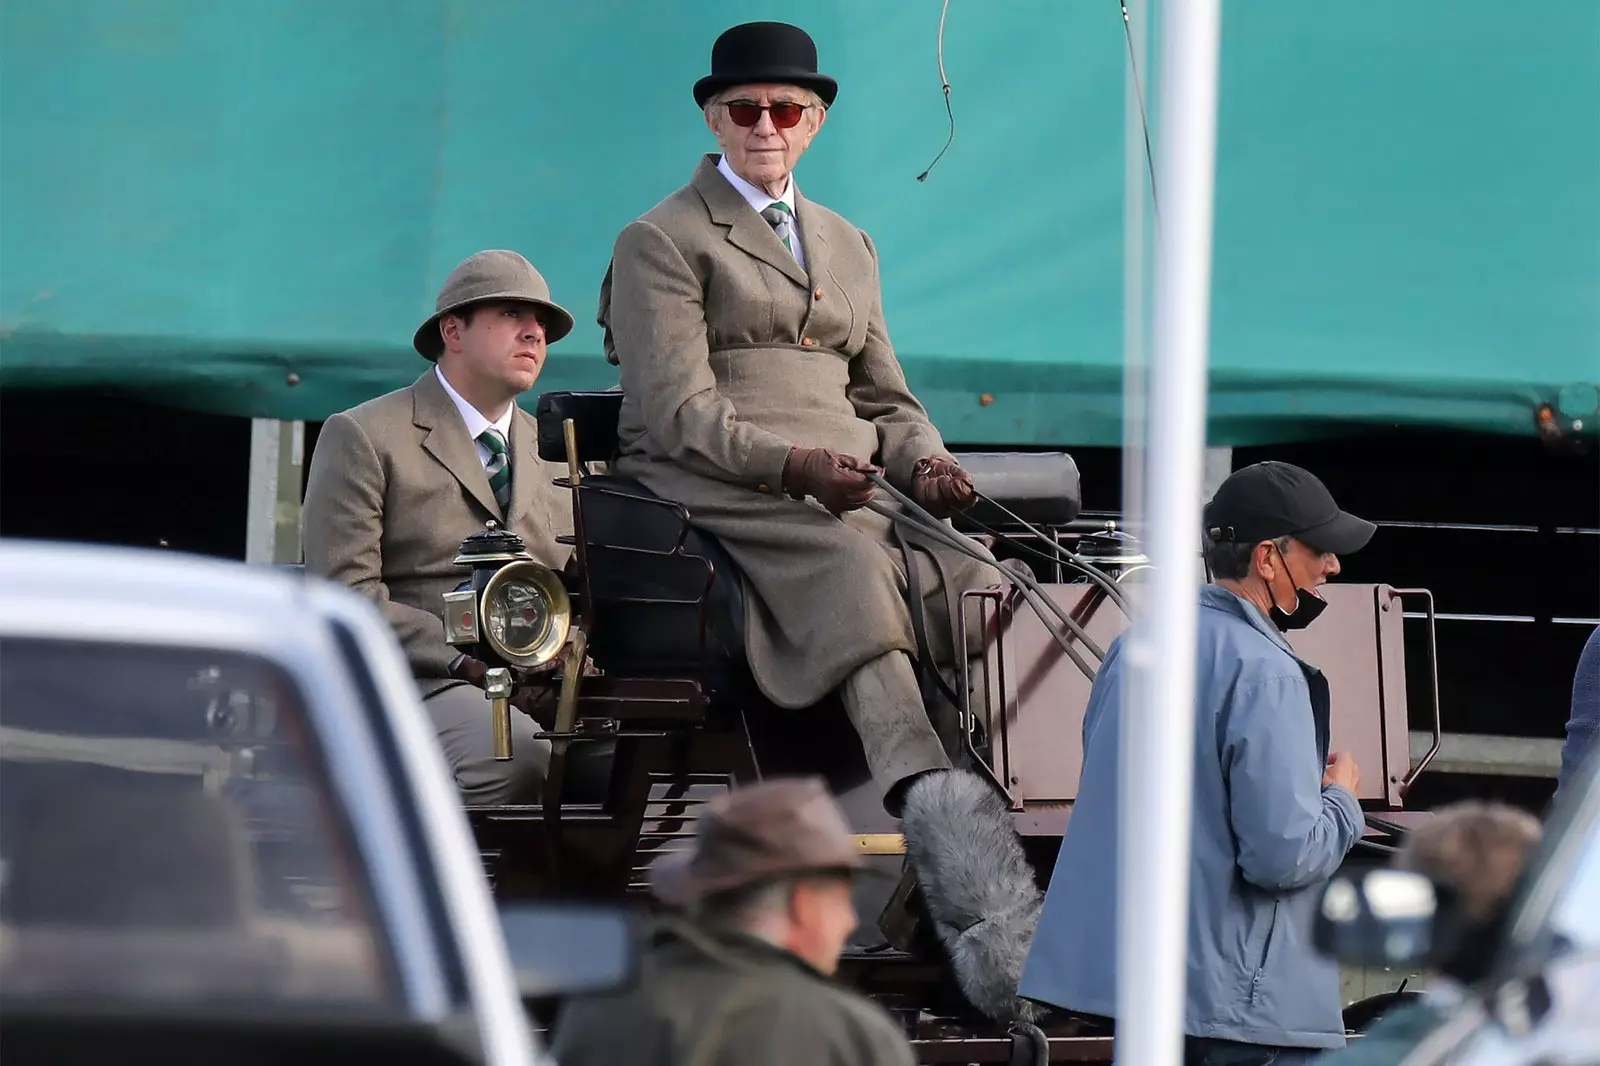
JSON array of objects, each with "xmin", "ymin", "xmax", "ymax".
[{"xmin": 2, "ymin": 0, "xmax": 1596, "ymax": 446}]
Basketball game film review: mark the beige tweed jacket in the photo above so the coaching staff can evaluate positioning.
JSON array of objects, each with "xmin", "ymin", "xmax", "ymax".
[
  {"xmin": 302, "ymin": 368, "xmax": 574, "ymax": 695},
  {"xmin": 597, "ymin": 154, "xmax": 999, "ymax": 709}
]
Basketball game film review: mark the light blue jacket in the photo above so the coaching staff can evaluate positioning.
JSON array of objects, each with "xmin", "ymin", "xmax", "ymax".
[
  {"xmin": 1018, "ymin": 585, "xmax": 1365, "ymax": 1050},
  {"xmin": 1554, "ymin": 625, "xmax": 1600, "ymax": 805}
]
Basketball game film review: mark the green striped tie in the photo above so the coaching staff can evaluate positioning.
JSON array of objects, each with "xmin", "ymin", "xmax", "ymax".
[
  {"xmin": 760, "ymin": 201, "xmax": 796, "ymax": 259},
  {"xmin": 478, "ymin": 428, "xmax": 512, "ymax": 512}
]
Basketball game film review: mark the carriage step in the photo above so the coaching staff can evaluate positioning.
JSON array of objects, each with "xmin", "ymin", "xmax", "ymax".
[
  {"xmin": 628, "ymin": 772, "xmax": 736, "ymax": 891},
  {"xmin": 840, "ymin": 945, "xmax": 921, "ymax": 964}
]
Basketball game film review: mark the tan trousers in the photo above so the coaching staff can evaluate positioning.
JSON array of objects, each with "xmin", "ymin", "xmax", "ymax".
[
  {"xmin": 839, "ymin": 647, "xmax": 993, "ymax": 815},
  {"xmin": 840, "ymin": 539, "xmax": 998, "ymax": 814},
  {"xmin": 839, "ymin": 650, "xmax": 951, "ymax": 803},
  {"xmin": 424, "ymin": 681, "xmax": 551, "ymax": 805}
]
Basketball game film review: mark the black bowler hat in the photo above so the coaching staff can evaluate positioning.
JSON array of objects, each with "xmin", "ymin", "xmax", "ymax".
[
  {"xmin": 1203, "ymin": 461, "xmax": 1376, "ymax": 555},
  {"xmin": 693, "ymin": 21, "xmax": 838, "ymax": 109}
]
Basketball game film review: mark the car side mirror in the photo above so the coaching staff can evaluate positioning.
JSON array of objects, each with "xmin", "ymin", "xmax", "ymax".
[
  {"xmin": 1313, "ymin": 869, "xmax": 1441, "ymax": 970},
  {"xmin": 498, "ymin": 901, "xmax": 641, "ymax": 1001}
]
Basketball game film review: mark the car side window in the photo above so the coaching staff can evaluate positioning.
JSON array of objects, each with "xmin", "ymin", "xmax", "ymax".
[{"xmin": 0, "ymin": 637, "xmax": 397, "ymax": 1011}]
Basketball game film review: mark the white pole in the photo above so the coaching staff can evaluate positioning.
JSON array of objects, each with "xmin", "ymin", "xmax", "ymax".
[
  {"xmin": 1117, "ymin": 4, "xmax": 1222, "ymax": 1066},
  {"xmin": 246, "ymin": 418, "xmax": 306, "ymax": 564}
]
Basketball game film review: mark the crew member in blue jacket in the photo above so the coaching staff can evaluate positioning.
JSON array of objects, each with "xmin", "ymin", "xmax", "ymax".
[
  {"xmin": 1554, "ymin": 625, "xmax": 1599, "ymax": 806},
  {"xmin": 1018, "ymin": 462, "xmax": 1374, "ymax": 1066}
]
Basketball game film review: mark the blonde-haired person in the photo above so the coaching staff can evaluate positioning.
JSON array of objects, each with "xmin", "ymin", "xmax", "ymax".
[{"xmin": 1316, "ymin": 800, "xmax": 1543, "ymax": 1064}]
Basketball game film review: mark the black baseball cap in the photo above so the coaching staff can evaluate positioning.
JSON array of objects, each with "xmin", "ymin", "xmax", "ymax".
[{"xmin": 1203, "ymin": 461, "xmax": 1376, "ymax": 555}]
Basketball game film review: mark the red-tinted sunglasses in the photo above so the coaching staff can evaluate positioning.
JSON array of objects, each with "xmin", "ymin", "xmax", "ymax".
[{"xmin": 722, "ymin": 99, "xmax": 815, "ymax": 129}]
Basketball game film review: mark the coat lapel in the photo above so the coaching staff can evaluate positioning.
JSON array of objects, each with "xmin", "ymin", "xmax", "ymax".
[
  {"xmin": 413, "ymin": 369, "xmax": 502, "ymax": 519},
  {"xmin": 794, "ymin": 191, "xmax": 831, "ymax": 290},
  {"xmin": 507, "ymin": 408, "xmax": 549, "ymax": 526},
  {"xmin": 691, "ymin": 154, "xmax": 809, "ymax": 289}
]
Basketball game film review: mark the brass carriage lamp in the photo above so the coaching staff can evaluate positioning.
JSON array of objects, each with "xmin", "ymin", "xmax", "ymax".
[{"xmin": 443, "ymin": 523, "xmax": 572, "ymax": 760}]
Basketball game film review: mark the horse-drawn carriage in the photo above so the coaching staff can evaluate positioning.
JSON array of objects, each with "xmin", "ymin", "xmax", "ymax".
[{"xmin": 449, "ymin": 389, "xmax": 1442, "ymax": 1063}]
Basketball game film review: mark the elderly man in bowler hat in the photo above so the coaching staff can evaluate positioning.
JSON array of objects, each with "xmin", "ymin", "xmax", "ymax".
[
  {"xmin": 596, "ymin": 20, "xmax": 1035, "ymax": 1011},
  {"xmin": 550, "ymin": 777, "xmax": 916, "ymax": 1066},
  {"xmin": 303, "ymin": 250, "xmax": 579, "ymax": 804},
  {"xmin": 1020, "ymin": 462, "xmax": 1377, "ymax": 1065}
]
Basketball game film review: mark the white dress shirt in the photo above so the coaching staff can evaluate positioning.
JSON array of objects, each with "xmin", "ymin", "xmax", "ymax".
[
  {"xmin": 716, "ymin": 153, "xmax": 805, "ymax": 271},
  {"xmin": 435, "ymin": 365, "xmax": 514, "ymax": 468}
]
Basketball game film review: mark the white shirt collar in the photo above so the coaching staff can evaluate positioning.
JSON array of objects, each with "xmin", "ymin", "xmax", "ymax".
[
  {"xmin": 716, "ymin": 153, "xmax": 797, "ymax": 216},
  {"xmin": 435, "ymin": 365, "xmax": 513, "ymax": 443}
]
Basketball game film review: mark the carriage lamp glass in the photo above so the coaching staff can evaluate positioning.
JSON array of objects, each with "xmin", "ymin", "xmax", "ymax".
[
  {"xmin": 479, "ymin": 560, "xmax": 572, "ymax": 668},
  {"xmin": 488, "ymin": 579, "xmax": 552, "ymax": 654}
]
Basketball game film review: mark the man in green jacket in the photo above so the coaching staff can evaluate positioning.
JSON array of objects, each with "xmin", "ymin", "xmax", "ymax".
[{"xmin": 549, "ymin": 777, "xmax": 916, "ymax": 1066}]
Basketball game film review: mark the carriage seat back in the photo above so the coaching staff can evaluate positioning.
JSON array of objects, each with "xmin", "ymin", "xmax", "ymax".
[
  {"xmin": 574, "ymin": 475, "xmax": 747, "ymax": 676},
  {"xmin": 534, "ymin": 390, "xmax": 1083, "ymax": 526},
  {"xmin": 536, "ymin": 390, "xmax": 622, "ymax": 465}
]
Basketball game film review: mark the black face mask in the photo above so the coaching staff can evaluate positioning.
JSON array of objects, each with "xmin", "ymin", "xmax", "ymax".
[
  {"xmin": 1268, "ymin": 586, "xmax": 1328, "ymax": 631},
  {"xmin": 1264, "ymin": 543, "xmax": 1327, "ymax": 632}
]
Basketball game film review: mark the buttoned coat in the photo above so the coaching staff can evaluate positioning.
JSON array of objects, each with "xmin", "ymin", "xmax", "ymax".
[
  {"xmin": 301, "ymin": 368, "xmax": 574, "ymax": 696},
  {"xmin": 597, "ymin": 154, "xmax": 999, "ymax": 709}
]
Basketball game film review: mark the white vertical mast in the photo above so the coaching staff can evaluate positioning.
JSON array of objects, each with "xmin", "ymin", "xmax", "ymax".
[{"xmin": 1117, "ymin": 4, "xmax": 1223, "ymax": 1066}]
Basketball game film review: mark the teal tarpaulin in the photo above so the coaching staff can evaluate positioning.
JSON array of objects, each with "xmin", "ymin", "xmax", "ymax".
[{"xmin": 2, "ymin": 1, "xmax": 1596, "ymax": 445}]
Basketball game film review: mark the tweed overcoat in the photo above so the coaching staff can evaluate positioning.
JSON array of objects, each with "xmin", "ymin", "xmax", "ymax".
[
  {"xmin": 597, "ymin": 154, "xmax": 999, "ymax": 709},
  {"xmin": 302, "ymin": 368, "xmax": 575, "ymax": 696}
]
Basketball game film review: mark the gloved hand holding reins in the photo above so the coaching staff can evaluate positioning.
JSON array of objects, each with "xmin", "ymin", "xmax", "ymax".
[
  {"xmin": 910, "ymin": 455, "xmax": 976, "ymax": 519},
  {"xmin": 781, "ymin": 446, "xmax": 881, "ymax": 514},
  {"xmin": 449, "ymin": 646, "xmax": 595, "ymax": 730}
]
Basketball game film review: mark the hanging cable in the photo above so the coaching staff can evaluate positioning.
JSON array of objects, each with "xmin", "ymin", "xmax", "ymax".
[
  {"xmin": 1119, "ymin": 0, "xmax": 1160, "ymax": 221},
  {"xmin": 916, "ymin": 0, "xmax": 955, "ymax": 182}
]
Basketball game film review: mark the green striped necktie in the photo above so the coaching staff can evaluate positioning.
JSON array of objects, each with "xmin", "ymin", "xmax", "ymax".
[
  {"xmin": 761, "ymin": 200, "xmax": 796, "ymax": 259},
  {"xmin": 478, "ymin": 428, "xmax": 512, "ymax": 512}
]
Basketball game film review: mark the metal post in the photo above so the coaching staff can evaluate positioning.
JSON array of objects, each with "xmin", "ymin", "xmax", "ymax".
[
  {"xmin": 1117, "ymin": 4, "xmax": 1222, "ymax": 1066},
  {"xmin": 245, "ymin": 418, "xmax": 305, "ymax": 564},
  {"xmin": 1202, "ymin": 447, "xmax": 1233, "ymax": 502}
]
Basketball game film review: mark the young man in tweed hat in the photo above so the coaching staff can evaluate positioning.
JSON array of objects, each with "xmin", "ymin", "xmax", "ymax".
[
  {"xmin": 551, "ymin": 777, "xmax": 916, "ymax": 1066},
  {"xmin": 303, "ymin": 249, "xmax": 579, "ymax": 804}
]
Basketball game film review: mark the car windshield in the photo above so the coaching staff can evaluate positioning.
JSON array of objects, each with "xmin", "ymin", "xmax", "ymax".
[
  {"xmin": 0, "ymin": 636, "xmax": 396, "ymax": 1013},
  {"xmin": 1542, "ymin": 796, "xmax": 1600, "ymax": 954},
  {"xmin": 1496, "ymin": 753, "xmax": 1600, "ymax": 974}
]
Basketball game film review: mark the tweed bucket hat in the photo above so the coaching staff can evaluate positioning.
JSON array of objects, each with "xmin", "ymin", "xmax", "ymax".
[{"xmin": 412, "ymin": 249, "xmax": 575, "ymax": 359}]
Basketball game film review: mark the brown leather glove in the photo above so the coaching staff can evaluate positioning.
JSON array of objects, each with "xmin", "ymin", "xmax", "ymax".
[
  {"xmin": 448, "ymin": 652, "xmax": 591, "ymax": 732},
  {"xmin": 510, "ymin": 683, "xmax": 560, "ymax": 730},
  {"xmin": 448, "ymin": 653, "xmax": 491, "ymax": 687},
  {"xmin": 781, "ymin": 447, "xmax": 881, "ymax": 515},
  {"xmin": 910, "ymin": 456, "xmax": 976, "ymax": 519}
]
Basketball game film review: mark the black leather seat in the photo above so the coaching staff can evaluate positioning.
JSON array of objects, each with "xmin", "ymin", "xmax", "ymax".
[
  {"xmin": 573, "ymin": 474, "xmax": 747, "ymax": 675},
  {"xmin": 536, "ymin": 390, "xmax": 749, "ymax": 676}
]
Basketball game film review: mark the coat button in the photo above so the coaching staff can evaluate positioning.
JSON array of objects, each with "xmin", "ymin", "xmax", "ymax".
[
  {"xmin": 801, "ymin": 336, "xmax": 817, "ymax": 347},
  {"xmin": 757, "ymin": 483, "xmax": 772, "ymax": 494},
  {"xmin": 813, "ymin": 287, "xmax": 824, "ymax": 300}
]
